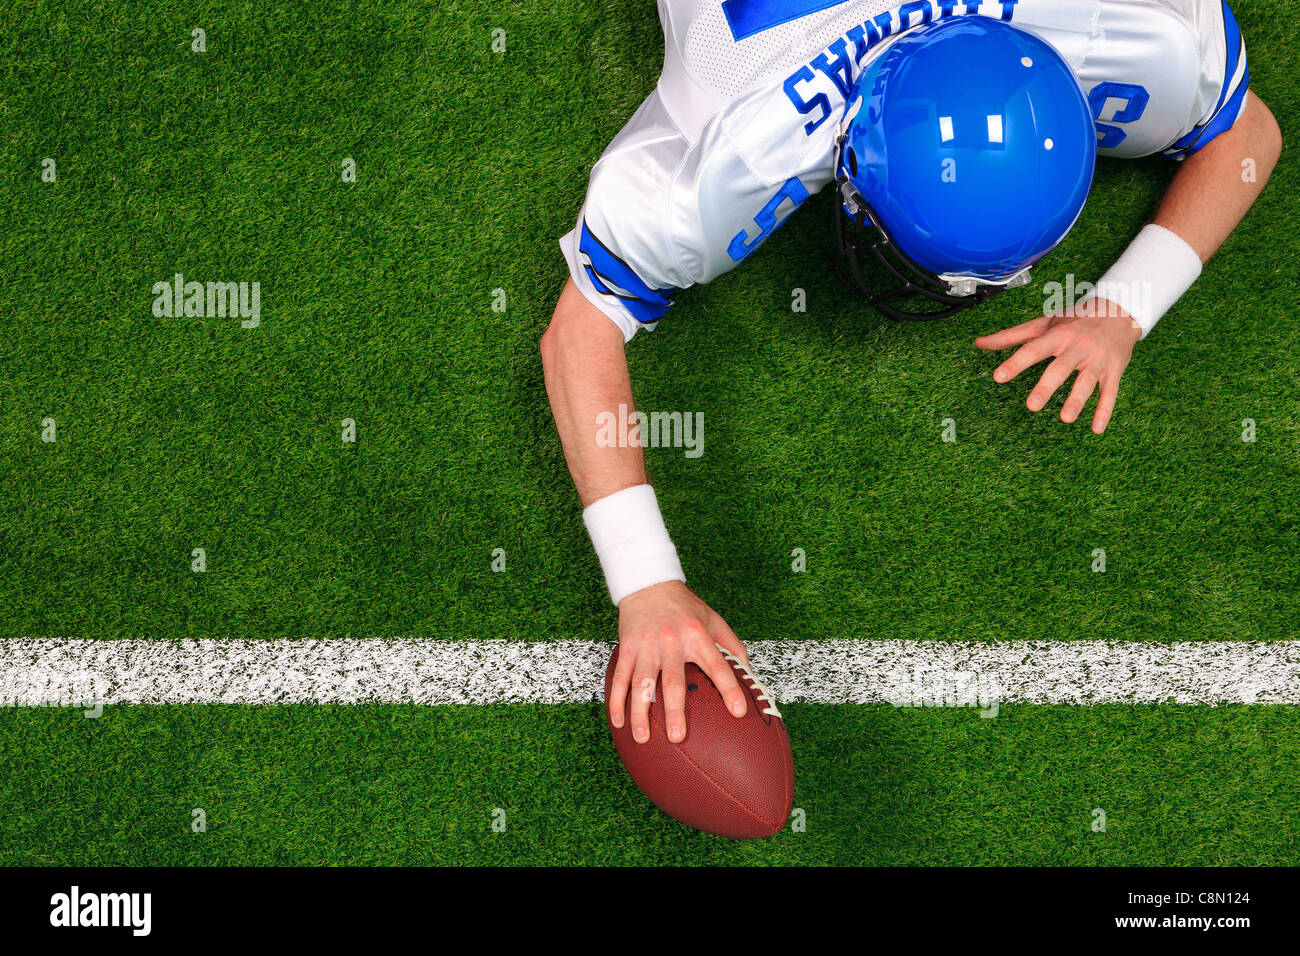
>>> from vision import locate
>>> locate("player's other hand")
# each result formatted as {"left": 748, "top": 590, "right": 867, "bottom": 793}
{"left": 975, "top": 298, "right": 1142, "bottom": 435}
{"left": 610, "top": 580, "right": 750, "bottom": 745}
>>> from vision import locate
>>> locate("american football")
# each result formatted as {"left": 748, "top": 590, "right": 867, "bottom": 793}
{"left": 604, "top": 643, "right": 795, "bottom": 839}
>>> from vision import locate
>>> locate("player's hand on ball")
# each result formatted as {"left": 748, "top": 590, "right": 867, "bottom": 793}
{"left": 975, "top": 298, "right": 1142, "bottom": 435}
{"left": 611, "top": 580, "right": 750, "bottom": 745}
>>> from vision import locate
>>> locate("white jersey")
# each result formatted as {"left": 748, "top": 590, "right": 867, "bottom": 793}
{"left": 559, "top": 0, "right": 1250, "bottom": 340}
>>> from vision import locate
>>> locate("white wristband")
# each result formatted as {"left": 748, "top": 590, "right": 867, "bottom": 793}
{"left": 583, "top": 484, "right": 685, "bottom": 605}
{"left": 1092, "top": 223, "right": 1203, "bottom": 339}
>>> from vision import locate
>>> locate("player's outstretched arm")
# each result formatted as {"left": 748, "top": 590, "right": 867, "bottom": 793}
{"left": 1146, "top": 92, "right": 1282, "bottom": 262}
{"left": 976, "top": 93, "right": 1282, "bottom": 434}
{"left": 540, "top": 279, "right": 750, "bottom": 745}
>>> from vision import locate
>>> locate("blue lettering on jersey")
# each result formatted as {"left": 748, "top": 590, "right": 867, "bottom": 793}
{"left": 781, "top": 1, "right": 1018, "bottom": 137}
{"left": 872, "top": 10, "right": 895, "bottom": 43}
{"left": 1089, "top": 82, "right": 1151, "bottom": 149}
{"left": 783, "top": 67, "right": 833, "bottom": 137}
{"left": 898, "top": 1, "right": 933, "bottom": 29}
{"left": 727, "top": 177, "right": 811, "bottom": 263}
{"left": 811, "top": 38, "right": 854, "bottom": 99}
{"left": 776, "top": 0, "right": 1160, "bottom": 152}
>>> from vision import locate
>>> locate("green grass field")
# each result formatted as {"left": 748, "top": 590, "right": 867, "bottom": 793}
{"left": 0, "top": 1, "right": 1296, "bottom": 865}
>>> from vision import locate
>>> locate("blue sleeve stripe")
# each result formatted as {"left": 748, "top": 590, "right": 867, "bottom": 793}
{"left": 582, "top": 265, "right": 654, "bottom": 308}
{"left": 1179, "top": 74, "right": 1249, "bottom": 155}
{"left": 1213, "top": 1, "right": 1243, "bottom": 119}
{"left": 579, "top": 220, "right": 677, "bottom": 324}
{"left": 1165, "top": 1, "right": 1248, "bottom": 157}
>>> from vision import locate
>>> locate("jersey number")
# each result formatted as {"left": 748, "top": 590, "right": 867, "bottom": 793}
{"left": 1089, "top": 82, "right": 1150, "bottom": 150}
{"left": 728, "top": 177, "right": 811, "bottom": 263}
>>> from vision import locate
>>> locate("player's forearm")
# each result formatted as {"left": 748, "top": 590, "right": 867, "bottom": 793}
{"left": 542, "top": 280, "right": 686, "bottom": 605}
{"left": 1092, "top": 93, "right": 1281, "bottom": 338}
{"left": 541, "top": 278, "right": 648, "bottom": 508}
{"left": 1154, "top": 92, "right": 1282, "bottom": 263}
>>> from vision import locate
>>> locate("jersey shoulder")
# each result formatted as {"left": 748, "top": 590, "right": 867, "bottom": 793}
{"left": 1137, "top": 0, "right": 1250, "bottom": 157}
{"left": 1027, "top": 0, "right": 1249, "bottom": 158}
{"left": 558, "top": 91, "right": 691, "bottom": 340}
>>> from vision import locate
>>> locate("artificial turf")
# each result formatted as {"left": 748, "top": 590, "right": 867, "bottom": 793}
{"left": 2, "top": 703, "right": 1297, "bottom": 866}
{"left": 0, "top": 1, "right": 1295, "bottom": 865}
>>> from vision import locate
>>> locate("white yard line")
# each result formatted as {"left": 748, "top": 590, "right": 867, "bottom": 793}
{"left": 1, "top": 639, "right": 1298, "bottom": 707}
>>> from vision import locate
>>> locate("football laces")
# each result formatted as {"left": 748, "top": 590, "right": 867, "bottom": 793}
{"left": 714, "top": 643, "right": 782, "bottom": 719}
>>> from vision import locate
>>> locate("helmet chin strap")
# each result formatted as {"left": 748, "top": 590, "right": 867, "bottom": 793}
{"left": 942, "top": 271, "right": 1034, "bottom": 298}
{"left": 831, "top": 128, "right": 1031, "bottom": 322}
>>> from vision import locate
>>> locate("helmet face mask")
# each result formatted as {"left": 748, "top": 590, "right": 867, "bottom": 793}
{"left": 832, "top": 128, "right": 1033, "bottom": 322}
{"left": 831, "top": 16, "right": 1096, "bottom": 323}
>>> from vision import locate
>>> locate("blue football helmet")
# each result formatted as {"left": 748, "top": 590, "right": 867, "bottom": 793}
{"left": 833, "top": 16, "right": 1096, "bottom": 320}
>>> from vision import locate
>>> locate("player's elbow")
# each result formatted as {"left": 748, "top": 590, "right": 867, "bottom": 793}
{"left": 539, "top": 318, "right": 560, "bottom": 368}
{"left": 542, "top": 279, "right": 626, "bottom": 372}
{"left": 540, "top": 298, "right": 572, "bottom": 370}
{"left": 1261, "top": 103, "right": 1283, "bottom": 167}
{"left": 539, "top": 297, "right": 585, "bottom": 378}
{"left": 1249, "top": 93, "right": 1283, "bottom": 170}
